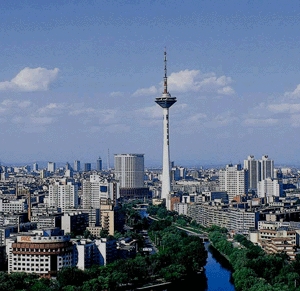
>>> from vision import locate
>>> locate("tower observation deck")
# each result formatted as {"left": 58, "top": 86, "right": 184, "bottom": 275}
{"left": 155, "top": 50, "right": 177, "bottom": 210}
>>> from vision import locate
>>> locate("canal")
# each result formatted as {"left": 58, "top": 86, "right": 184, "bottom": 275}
{"left": 167, "top": 242, "right": 236, "bottom": 291}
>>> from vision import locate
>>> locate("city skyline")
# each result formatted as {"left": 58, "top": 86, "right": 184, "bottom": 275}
{"left": 1, "top": 1, "right": 300, "bottom": 167}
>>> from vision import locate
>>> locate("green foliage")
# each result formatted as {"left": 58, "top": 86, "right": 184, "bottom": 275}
{"left": 57, "top": 267, "right": 89, "bottom": 289}
{"left": 159, "top": 264, "right": 186, "bottom": 281}
{"left": 99, "top": 229, "right": 109, "bottom": 238}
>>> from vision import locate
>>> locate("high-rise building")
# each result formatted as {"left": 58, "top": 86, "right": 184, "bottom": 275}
{"left": 114, "top": 154, "right": 144, "bottom": 188}
{"left": 260, "top": 155, "right": 274, "bottom": 181}
{"left": 32, "top": 163, "right": 38, "bottom": 172}
{"left": 155, "top": 50, "right": 177, "bottom": 210}
{"left": 244, "top": 155, "right": 274, "bottom": 194}
{"left": 48, "top": 180, "right": 78, "bottom": 212}
{"left": 74, "top": 160, "right": 80, "bottom": 172}
{"left": 96, "top": 157, "right": 103, "bottom": 171}
{"left": 244, "top": 155, "right": 259, "bottom": 192}
{"left": 114, "top": 154, "right": 150, "bottom": 200}
{"left": 257, "top": 177, "right": 282, "bottom": 200}
{"left": 84, "top": 163, "right": 92, "bottom": 172}
{"left": 47, "top": 162, "right": 56, "bottom": 173}
{"left": 82, "top": 174, "right": 102, "bottom": 209}
{"left": 219, "top": 164, "right": 248, "bottom": 202}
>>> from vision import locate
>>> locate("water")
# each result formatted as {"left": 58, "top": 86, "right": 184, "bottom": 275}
{"left": 167, "top": 242, "right": 235, "bottom": 291}
{"left": 204, "top": 242, "right": 235, "bottom": 291}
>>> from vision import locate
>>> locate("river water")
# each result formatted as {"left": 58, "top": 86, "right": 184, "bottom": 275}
{"left": 204, "top": 242, "right": 236, "bottom": 291}
{"left": 167, "top": 242, "right": 236, "bottom": 291}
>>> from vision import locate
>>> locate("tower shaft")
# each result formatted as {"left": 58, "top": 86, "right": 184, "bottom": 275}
{"left": 162, "top": 108, "right": 171, "bottom": 209}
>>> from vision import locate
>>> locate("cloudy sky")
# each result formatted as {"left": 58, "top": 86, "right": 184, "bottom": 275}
{"left": 1, "top": 0, "right": 300, "bottom": 168}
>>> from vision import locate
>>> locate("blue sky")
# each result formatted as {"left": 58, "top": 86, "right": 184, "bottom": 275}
{"left": 1, "top": 0, "right": 300, "bottom": 168}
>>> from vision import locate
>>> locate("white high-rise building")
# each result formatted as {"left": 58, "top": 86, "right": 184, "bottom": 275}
{"left": 82, "top": 175, "right": 102, "bottom": 209}
{"left": 74, "top": 160, "right": 80, "bottom": 172}
{"left": 48, "top": 181, "right": 78, "bottom": 212}
{"left": 47, "top": 162, "right": 56, "bottom": 173}
{"left": 219, "top": 164, "right": 248, "bottom": 202}
{"left": 155, "top": 50, "right": 177, "bottom": 210}
{"left": 32, "top": 163, "right": 38, "bottom": 172}
{"left": 114, "top": 154, "right": 144, "bottom": 188}
{"left": 257, "top": 177, "right": 281, "bottom": 200}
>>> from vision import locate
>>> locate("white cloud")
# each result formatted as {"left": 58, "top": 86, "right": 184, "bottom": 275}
{"left": 38, "top": 103, "right": 67, "bottom": 115}
{"left": 30, "top": 116, "right": 53, "bottom": 125}
{"left": 290, "top": 114, "right": 300, "bottom": 127}
{"left": 268, "top": 103, "right": 300, "bottom": 114}
{"left": 0, "top": 99, "right": 32, "bottom": 116}
{"left": 0, "top": 67, "right": 59, "bottom": 91}
{"left": 186, "top": 113, "right": 207, "bottom": 122}
{"left": 243, "top": 118, "right": 278, "bottom": 126}
{"left": 132, "top": 86, "right": 158, "bottom": 97}
{"left": 214, "top": 112, "right": 238, "bottom": 126}
{"left": 218, "top": 86, "right": 235, "bottom": 95}
{"left": 131, "top": 69, "right": 234, "bottom": 98}
{"left": 69, "top": 107, "right": 96, "bottom": 116}
{"left": 167, "top": 70, "right": 235, "bottom": 95}
{"left": 135, "top": 105, "right": 162, "bottom": 119}
{"left": 98, "top": 109, "right": 118, "bottom": 124}
{"left": 110, "top": 91, "right": 124, "bottom": 98}
{"left": 284, "top": 84, "right": 300, "bottom": 99}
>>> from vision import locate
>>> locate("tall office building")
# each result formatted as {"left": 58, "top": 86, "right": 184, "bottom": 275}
{"left": 114, "top": 154, "right": 144, "bottom": 188}
{"left": 244, "top": 155, "right": 274, "bottom": 194}
{"left": 96, "top": 157, "right": 102, "bottom": 171}
{"left": 219, "top": 164, "right": 248, "bottom": 202}
{"left": 82, "top": 175, "right": 120, "bottom": 209}
{"left": 260, "top": 155, "right": 274, "bottom": 180}
{"left": 47, "top": 162, "right": 56, "bottom": 173}
{"left": 48, "top": 180, "right": 78, "bottom": 212}
{"left": 74, "top": 160, "right": 80, "bottom": 172}
{"left": 244, "top": 155, "right": 259, "bottom": 192}
{"left": 155, "top": 50, "right": 177, "bottom": 210}
{"left": 82, "top": 174, "right": 102, "bottom": 209}
{"left": 114, "top": 154, "right": 149, "bottom": 200}
{"left": 32, "top": 163, "right": 38, "bottom": 172}
{"left": 84, "top": 163, "right": 92, "bottom": 172}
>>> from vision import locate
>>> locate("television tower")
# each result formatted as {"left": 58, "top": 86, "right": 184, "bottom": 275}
{"left": 155, "top": 50, "right": 177, "bottom": 210}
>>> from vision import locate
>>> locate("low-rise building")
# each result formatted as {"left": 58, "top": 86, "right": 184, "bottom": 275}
{"left": 7, "top": 229, "right": 74, "bottom": 276}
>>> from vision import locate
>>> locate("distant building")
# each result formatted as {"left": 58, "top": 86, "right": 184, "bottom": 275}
{"left": 32, "top": 163, "right": 38, "bottom": 172}
{"left": 96, "top": 157, "right": 102, "bottom": 171}
{"left": 114, "top": 154, "right": 145, "bottom": 188}
{"left": 219, "top": 164, "right": 248, "bottom": 202}
{"left": 244, "top": 155, "right": 274, "bottom": 194}
{"left": 84, "top": 163, "right": 92, "bottom": 172}
{"left": 61, "top": 212, "right": 89, "bottom": 236}
{"left": 257, "top": 177, "right": 283, "bottom": 200}
{"left": 48, "top": 181, "right": 78, "bottom": 212}
{"left": 47, "top": 162, "right": 56, "bottom": 173}
{"left": 74, "top": 160, "right": 80, "bottom": 172}
{"left": 114, "top": 154, "right": 150, "bottom": 200}
{"left": 0, "top": 198, "right": 27, "bottom": 213}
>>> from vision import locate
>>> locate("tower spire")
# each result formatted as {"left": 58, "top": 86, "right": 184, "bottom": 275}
{"left": 163, "top": 48, "right": 168, "bottom": 94}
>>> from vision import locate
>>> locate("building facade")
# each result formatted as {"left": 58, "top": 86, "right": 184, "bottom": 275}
{"left": 114, "top": 154, "right": 145, "bottom": 188}
{"left": 48, "top": 181, "right": 78, "bottom": 212}
{"left": 219, "top": 164, "right": 248, "bottom": 202}
{"left": 7, "top": 230, "right": 74, "bottom": 276}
